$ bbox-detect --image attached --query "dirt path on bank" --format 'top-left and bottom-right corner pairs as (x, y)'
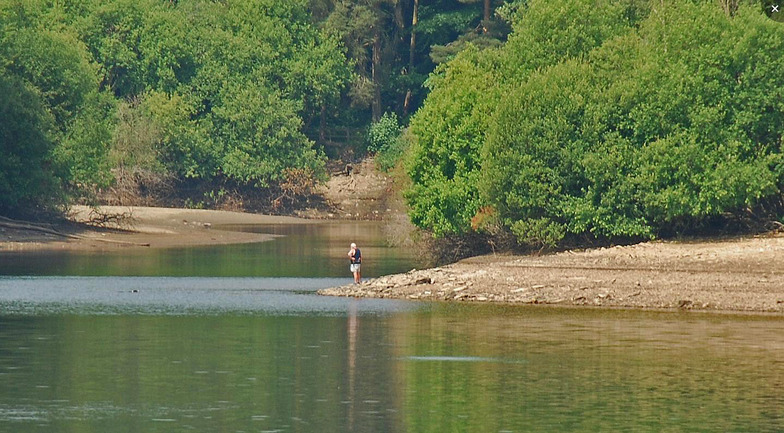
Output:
(299, 158), (400, 220)
(320, 234), (784, 313)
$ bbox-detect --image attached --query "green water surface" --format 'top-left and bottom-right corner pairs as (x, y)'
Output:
(0, 221), (781, 432)
(0, 306), (781, 433)
(0, 221), (419, 277)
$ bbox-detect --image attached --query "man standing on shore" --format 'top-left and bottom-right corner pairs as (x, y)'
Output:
(348, 242), (362, 284)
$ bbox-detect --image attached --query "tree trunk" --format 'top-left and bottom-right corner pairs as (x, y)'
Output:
(404, 0), (418, 116)
(394, 0), (406, 39)
(719, 0), (739, 16)
(372, 32), (382, 121)
(319, 104), (327, 144)
(484, 0), (491, 22)
(409, 0), (418, 69)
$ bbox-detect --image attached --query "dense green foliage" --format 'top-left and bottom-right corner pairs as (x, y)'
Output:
(406, 0), (642, 236)
(81, 0), (347, 191)
(0, 2), (107, 214)
(406, 45), (501, 236)
(0, 0), (513, 215)
(366, 112), (408, 171)
(0, 70), (60, 214)
(0, 0), (349, 213)
(367, 113), (402, 154)
(4, 0), (781, 248)
(407, 0), (784, 247)
(316, 0), (517, 124)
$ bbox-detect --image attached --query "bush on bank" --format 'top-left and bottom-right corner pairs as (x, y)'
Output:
(406, 0), (784, 249)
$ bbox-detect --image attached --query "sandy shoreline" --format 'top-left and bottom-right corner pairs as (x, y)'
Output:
(320, 234), (784, 314)
(2, 205), (782, 314)
(0, 206), (315, 251)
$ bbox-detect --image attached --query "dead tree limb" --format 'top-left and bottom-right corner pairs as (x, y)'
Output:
(0, 216), (150, 247)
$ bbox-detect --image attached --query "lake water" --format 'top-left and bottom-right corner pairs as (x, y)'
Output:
(0, 222), (419, 277)
(0, 222), (782, 432)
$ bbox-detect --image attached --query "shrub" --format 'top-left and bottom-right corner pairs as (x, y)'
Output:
(483, 2), (784, 247)
(366, 112), (402, 154)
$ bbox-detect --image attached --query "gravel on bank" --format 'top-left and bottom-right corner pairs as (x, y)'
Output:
(319, 235), (784, 314)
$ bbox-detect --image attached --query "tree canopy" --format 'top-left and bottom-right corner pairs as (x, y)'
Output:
(3, 0), (781, 251)
(0, 0), (515, 215)
(406, 0), (784, 248)
(0, 0), (350, 214)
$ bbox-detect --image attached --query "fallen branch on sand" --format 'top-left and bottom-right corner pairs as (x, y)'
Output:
(0, 216), (150, 247)
(0, 216), (80, 239)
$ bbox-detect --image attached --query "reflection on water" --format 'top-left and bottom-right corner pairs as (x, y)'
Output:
(395, 305), (784, 432)
(0, 280), (782, 433)
(403, 355), (519, 363)
(0, 276), (412, 316)
(0, 221), (782, 432)
(0, 221), (421, 277)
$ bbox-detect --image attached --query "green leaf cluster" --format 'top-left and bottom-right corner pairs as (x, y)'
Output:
(0, 0), (350, 214)
(367, 112), (409, 172)
(367, 112), (402, 154)
(407, 0), (784, 247)
(0, 0), (109, 214)
(0, 69), (60, 214)
(406, 45), (501, 236)
(78, 0), (344, 188)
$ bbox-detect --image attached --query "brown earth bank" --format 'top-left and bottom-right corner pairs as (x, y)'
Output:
(0, 158), (398, 251)
(0, 206), (314, 251)
(319, 234), (784, 314)
(296, 158), (400, 220)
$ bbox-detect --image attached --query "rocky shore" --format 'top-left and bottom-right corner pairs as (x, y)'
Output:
(319, 235), (784, 314)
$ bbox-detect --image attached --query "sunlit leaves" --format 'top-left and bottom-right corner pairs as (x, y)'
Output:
(0, 0), (351, 213)
(485, 1), (784, 246)
(405, 46), (499, 236)
(409, 0), (784, 247)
